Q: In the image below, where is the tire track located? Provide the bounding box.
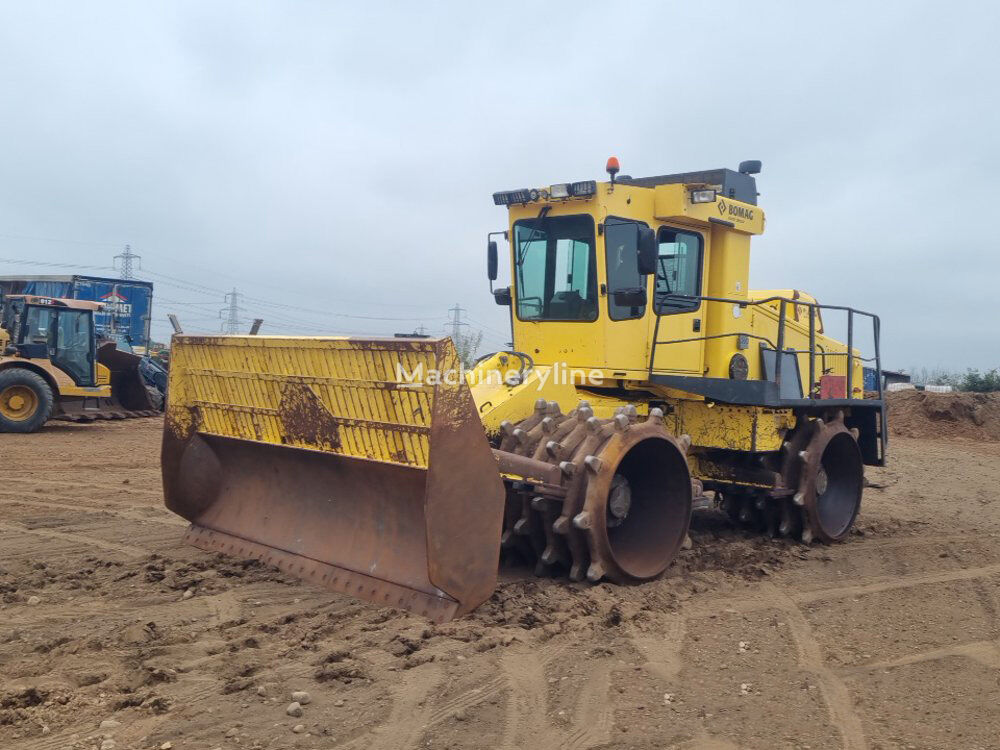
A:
[630,618,686,683]
[340,663,445,750]
[0,492,185,527]
[498,640,613,750]
[561,658,615,750]
[792,561,1000,605]
[836,638,1000,674]
[0,520,147,557]
[761,583,868,750]
[0,475,163,498]
[424,671,507,727]
[499,645,557,750]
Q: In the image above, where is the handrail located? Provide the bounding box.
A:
[647,292,882,402]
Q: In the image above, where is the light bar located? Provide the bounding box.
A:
[690,189,717,204]
[493,189,531,205]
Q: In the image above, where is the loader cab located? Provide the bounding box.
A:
[2,295,98,386]
[492,161,764,382]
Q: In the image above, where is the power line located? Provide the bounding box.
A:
[0,256,116,272]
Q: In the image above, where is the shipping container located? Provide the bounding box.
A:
[0,275,154,350]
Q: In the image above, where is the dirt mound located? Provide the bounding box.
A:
[888,389,1000,440]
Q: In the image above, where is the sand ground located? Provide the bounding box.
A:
[1,416,999,750]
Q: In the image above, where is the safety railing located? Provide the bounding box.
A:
[648,293,883,403]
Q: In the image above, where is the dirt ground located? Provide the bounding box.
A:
[2,406,999,750]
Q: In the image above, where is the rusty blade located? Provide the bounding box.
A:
[161,336,506,621]
[97,341,157,412]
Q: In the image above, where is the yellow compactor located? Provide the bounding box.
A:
[162,160,886,621]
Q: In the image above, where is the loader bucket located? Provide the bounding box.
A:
[161,335,506,622]
[97,342,158,412]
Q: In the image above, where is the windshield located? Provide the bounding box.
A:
[514,214,597,322]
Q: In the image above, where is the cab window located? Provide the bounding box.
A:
[514,215,597,322]
[23,306,55,344]
[655,228,703,313]
[605,217,648,320]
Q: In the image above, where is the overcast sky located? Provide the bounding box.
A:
[1,1,998,371]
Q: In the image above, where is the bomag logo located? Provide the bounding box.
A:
[717,199,754,221]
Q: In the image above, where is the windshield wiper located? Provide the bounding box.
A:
[515,206,550,309]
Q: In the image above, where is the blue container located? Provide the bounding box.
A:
[862,367,878,392]
[0,274,154,350]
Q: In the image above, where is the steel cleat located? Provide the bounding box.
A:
[586,562,605,583]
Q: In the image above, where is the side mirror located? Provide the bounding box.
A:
[493,286,511,306]
[487,240,499,281]
[612,287,647,307]
[637,227,657,275]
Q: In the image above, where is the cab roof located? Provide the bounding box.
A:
[5,294,103,311]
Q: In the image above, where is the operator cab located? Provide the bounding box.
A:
[2,295,99,386]
[488,158,766,380]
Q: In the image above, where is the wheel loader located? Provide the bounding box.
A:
[161,159,886,622]
[0,294,160,432]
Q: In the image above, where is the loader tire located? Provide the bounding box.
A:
[0,369,54,433]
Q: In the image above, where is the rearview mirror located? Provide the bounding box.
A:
[612,287,647,307]
[637,227,657,275]
[487,240,498,281]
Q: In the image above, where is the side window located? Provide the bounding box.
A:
[23,307,55,344]
[655,228,702,314]
[605,218,647,320]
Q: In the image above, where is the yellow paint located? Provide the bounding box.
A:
[167,335,447,468]
[669,400,793,453]
[0,383,39,420]
[500,177,861,400]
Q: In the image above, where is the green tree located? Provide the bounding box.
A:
[452,329,484,370]
[960,369,1000,392]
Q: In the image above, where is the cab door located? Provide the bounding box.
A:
[649,226,706,374]
[602,217,653,374]
[49,309,96,386]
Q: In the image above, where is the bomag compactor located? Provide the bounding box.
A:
[162,159,886,622]
[0,294,160,432]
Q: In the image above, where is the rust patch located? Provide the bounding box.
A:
[278,382,342,451]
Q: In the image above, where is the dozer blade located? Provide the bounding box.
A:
[161,335,506,622]
[97,342,159,412]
